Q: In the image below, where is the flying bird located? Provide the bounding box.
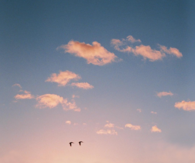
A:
[79,141,83,146]
[69,142,74,147]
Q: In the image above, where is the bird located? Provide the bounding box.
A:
[78,141,83,146]
[69,142,74,147]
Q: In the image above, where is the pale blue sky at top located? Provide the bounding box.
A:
[0,1,195,163]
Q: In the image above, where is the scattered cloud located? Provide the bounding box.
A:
[137,109,142,113]
[66,121,71,124]
[72,94,79,98]
[151,125,162,133]
[12,83,22,89]
[46,70,80,86]
[14,90,34,100]
[111,35,182,61]
[157,91,173,97]
[71,82,94,89]
[125,124,141,130]
[174,101,195,111]
[36,94,80,112]
[105,122,115,128]
[58,40,119,66]
[96,129,118,135]
[151,111,157,114]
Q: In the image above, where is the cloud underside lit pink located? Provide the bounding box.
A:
[71,82,94,89]
[36,94,80,112]
[151,125,162,133]
[58,41,119,66]
[175,101,195,111]
[157,91,173,97]
[46,70,80,86]
[96,129,117,135]
[15,91,34,99]
[125,124,141,130]
[111,35,182,61]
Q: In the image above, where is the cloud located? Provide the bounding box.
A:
[71,82,94,89]
[96,129,118,135]
[12,83,22,89]
[125,124,141,130]
[36,94,80,112]
[174,101,195,111]
[105,122,115,128]
[157,91,173,97]
[46,70,81,86]
[151,125,162,133]
[137,109,142,113]
[151,111,157,114]
[111,35,182,61]
[160,45,183,58]
[66,121,71,124]
[58,40,119,66]
[14,90,34,99]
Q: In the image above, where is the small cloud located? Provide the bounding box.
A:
[66,121,71,124]
[72,94,79,98]
[151,111,157,114]
[174,101,195,111]
[105,122,115,128]
[125,124,141,130]
[71,82,94,89]
[12,83,22,89]
[96,129,118,135]
[126,35,141,43]
[159,45,182,58]
[157,91,173,97]
[36,94,80,112]
[15,90,34,100]
[46,70,81,86]
[83,123,87,125]
[58,40,119,66]
[151,125,162,133]
[137,109,142,113]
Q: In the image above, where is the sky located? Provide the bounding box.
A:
[0,0,195,163]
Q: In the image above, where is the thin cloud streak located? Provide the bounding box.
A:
[46,70,80,86]
[12,83,22,89]
[71,82,94,89]
[14,90,34,100]
[125,124,141,130]
[157,91,173,97]
[96,129,118,135]
[58,40,119,66]
[174,101,195,111]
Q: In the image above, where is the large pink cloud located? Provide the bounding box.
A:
[46,70,80,86]
[174,101,195,111]
[58,41,119,66]
[36,94,80,112]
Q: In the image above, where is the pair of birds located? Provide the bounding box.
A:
[69,141,83,147]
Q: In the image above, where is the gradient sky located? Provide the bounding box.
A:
[1,0,195,163]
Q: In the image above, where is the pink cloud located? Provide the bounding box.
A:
[151,125,162,133]
[151,111,157,114]
[66,121,71,124]
[96,129,118,135]
[12,83,22,89]
[15,90,34,99]
[126,35,141,43]
[174,101,195,111]
[160,45,183,58]
[36,94,80,112]
[58,41,119,66]
[46,70,80,86]
[157,91,173,97]
[125,124,141,130]
[71,82,94,89]
[104,122,115,128]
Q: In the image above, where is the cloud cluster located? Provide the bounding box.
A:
[111,35,182,61]
[151,125,162,133]
[157,91,173,97]
[58,41,119,66]
[174,101,195,111]
[125,123,141,130]
[36,94,80,112]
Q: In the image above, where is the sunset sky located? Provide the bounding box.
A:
[1,1,195,163]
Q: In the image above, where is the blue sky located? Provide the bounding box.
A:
[1,1,195,163]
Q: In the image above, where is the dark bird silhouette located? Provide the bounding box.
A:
[69,142,74,147]
[78,141,83,146]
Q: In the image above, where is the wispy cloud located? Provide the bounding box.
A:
[137,109,142,113]
[14,90,34,100]
[104,122,115,128]
[151,125,162,133]
[96,129,118,135]
[58,41,119,66]
[111,35,182,61]
[157,91,173,97]
[46,70,80,86]
[36,94,80,112]
[151,111,157,114]
[174,101,195,111]
[12,83,22,89]
[66,121,71,124]
[71,82,94,89]
[125,124,141,130]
